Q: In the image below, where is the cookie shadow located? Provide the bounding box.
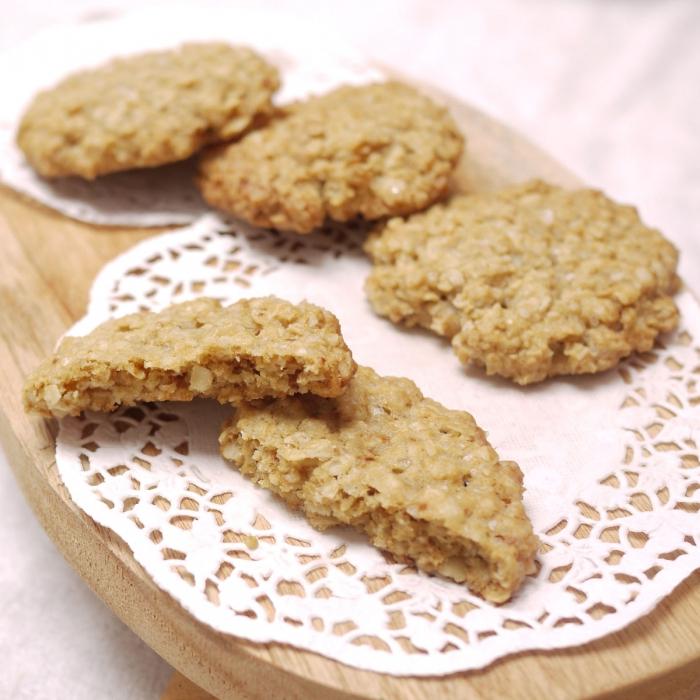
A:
[37,157,207,222]
[220,214,374,268]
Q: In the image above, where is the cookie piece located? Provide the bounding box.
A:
[197,82,464,234]
[220,366,538,602]
[17,43,280,179]
[24,297,355,417]
[365,180,680,384]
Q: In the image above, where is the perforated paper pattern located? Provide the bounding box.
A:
[55,215,700,675]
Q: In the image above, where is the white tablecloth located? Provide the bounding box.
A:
[2,1,698,697]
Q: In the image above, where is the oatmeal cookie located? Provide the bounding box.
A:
[364,180,680,384]
[197,82,464,233]
[220,366,538,602]
[17,43,280,179]
[24,297,355,417]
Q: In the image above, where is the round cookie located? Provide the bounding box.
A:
[197,82,464,233]
[364,180,680,384]
[17,43,280,179]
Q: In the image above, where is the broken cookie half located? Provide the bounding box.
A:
[220,366,538,602]
[24,296,356,417]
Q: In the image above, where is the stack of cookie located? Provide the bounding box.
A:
[17,42,464,233]
[16,43,679,386]
[23,297,538,603]
[19,42,682,603]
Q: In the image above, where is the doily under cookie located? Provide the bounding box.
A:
[55,214,700,675]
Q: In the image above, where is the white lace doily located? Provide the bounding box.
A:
[0,5,383,227]
[55,214,700,675]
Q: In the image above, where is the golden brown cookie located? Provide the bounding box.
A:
[220,366,538,602]
[24,297,356,417]
[17,43,280,179]
[197,82,464,233]
[364,180,680,384]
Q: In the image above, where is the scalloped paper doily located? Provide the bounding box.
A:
[54,214,700,675]
[0,5,384,227]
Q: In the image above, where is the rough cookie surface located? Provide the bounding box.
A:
[220,366,538,602]
[365,180,680,384]
[17,43,280,179]
[197,82,464,233]
[24,297,356,417]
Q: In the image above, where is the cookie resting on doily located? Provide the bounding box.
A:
[221,366,538,603]
[198,82,464,233]
[365,180,680,384]
[24,297,355,417]
[17,43,279,179]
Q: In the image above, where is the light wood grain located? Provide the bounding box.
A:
[1,87,699,700]
[161,672,217,700]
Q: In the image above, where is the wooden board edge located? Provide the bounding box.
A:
[1,73,699,699]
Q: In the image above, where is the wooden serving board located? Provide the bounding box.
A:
[1,85,700,700]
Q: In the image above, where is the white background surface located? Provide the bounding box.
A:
[1,1,698,697]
